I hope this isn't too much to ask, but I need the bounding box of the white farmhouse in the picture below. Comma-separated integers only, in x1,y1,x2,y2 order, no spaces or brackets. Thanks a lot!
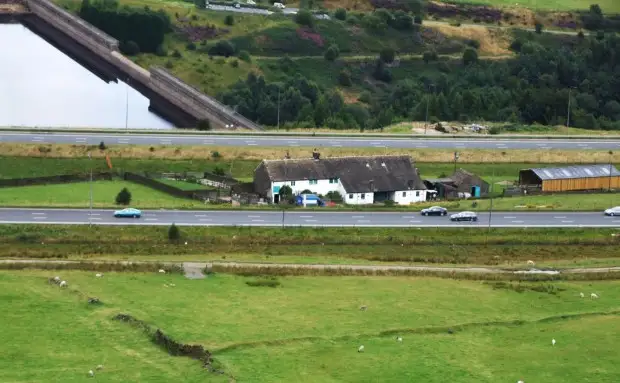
253,154,428,205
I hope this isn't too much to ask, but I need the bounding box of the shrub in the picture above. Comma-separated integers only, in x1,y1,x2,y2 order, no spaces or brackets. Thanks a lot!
372,60,392,82
334,8,346,21
245,278,281,288
168,223,181,242
535,22,543,34
295,10,315,28
230,59,239,68
165,60,174,69
462,47,478,65
209,40,236,57
489,126,501,135
211,151,221,159
238,50,252,62
423,49,438,63
414,15,423,24
279,185,293,198
467,39,480,49
224,14,235,26
155,44,167,56
120,40,140,55
380,47,395,63
98,141,106,150
115,188,132,205
172,49,182,58
326,191,343,203
196,119,211,131
194,0,206,8
186,42,196,51
212,166,226,176
338,69,352,86
384,199,395,207
324,44,340,61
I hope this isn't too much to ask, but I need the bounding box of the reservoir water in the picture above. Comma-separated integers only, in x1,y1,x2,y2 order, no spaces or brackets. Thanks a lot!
0,23,174,129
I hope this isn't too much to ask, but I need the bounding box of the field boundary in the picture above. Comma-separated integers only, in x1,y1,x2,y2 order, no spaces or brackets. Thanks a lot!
214,310,620,354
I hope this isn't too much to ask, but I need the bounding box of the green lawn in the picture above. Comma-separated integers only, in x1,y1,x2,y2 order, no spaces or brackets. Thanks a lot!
0,180,205,209
1,270,619,381
446,0,620,12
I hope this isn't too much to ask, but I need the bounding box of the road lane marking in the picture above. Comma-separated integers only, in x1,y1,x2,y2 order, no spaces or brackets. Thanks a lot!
409,220,421,223
247,143,258,146
145,218,158,221
31,213,46,215
248,215,261,218
554,216,567,219
195,214,208,217
331,144,343,147
300,215,313,218
352,216,364,219
562,220,574,223
503,216,517,219
402,216,417,218
511,220,524,223
305,219,317,222
251,219,264,222
199,218,212,222
89,217,102,221
33,217,47,220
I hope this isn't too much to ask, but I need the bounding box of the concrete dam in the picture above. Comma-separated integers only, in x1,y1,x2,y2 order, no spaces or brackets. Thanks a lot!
1,0,262,130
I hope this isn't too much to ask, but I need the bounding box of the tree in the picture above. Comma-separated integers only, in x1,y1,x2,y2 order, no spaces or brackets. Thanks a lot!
224,14,235,26
535,22,543,34
168,223,181,242
98,141,106,150
294,10,315,28
462,47,478,65
278,185,293,203
334,8,346,21
194,0,206,8
209,40,235,57
338,69,352,86
120,40,140,55
423,49,438,63
115,188,132,205
324,44,340,61
197,119,211,131
380,47,395,63
372,60,392,82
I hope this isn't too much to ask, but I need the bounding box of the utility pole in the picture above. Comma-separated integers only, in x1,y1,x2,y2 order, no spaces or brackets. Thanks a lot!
424,84,434,135
88,152,93,226
453,151,459,173
277,88,281,130
609,151,614,191
125,78,129,130
566,87,574,131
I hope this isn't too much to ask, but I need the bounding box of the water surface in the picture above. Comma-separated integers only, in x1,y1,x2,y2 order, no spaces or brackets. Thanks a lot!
0,23,173,129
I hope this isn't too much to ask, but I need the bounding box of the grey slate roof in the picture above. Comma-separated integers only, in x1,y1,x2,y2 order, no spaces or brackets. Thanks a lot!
260,155,426,193
527,164,620,180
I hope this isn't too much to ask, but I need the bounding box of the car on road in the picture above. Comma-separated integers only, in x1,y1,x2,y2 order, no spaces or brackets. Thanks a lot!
273,2,285,9
450,211,478,222
604,206,620,216
113,208,142,218
420,206,448,216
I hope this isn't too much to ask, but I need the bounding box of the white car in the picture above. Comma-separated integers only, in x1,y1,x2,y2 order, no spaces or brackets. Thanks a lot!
246,0,256,4
450,211,478,222
604,206,620,216
273,2,285,9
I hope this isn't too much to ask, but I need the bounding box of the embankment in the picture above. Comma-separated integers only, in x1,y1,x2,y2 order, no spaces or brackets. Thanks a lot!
21,0,262,131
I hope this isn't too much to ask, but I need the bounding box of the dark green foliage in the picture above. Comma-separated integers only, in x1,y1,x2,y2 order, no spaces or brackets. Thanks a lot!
79,0,170,53
535,22,543,34
168,223,181,242
196,119,211,131
224,14,235,26
462,47,478,65
338,69,352,86
294,10,315,28
172,49,182,58
423,49,438,63
120,40,140,55
209,40,236,57
245,277,281,288
155,44,167,56
326,190,343,203
278,185,293,198
413,15,423,25
324,44,340,61
372,60,392,82
237,50,251,62
212,166,226,176
98,141,106,150
334,8,346,21
194,0,206,8
186,42,196,51
380,47,395,63
115,188,131,205
467,39,480,49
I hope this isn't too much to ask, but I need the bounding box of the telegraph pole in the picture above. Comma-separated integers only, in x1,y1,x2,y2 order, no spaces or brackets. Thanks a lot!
88,152,93,226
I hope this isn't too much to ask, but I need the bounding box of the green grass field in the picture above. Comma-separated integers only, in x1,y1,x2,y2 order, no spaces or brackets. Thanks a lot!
1,270,619,381
0,180,204,209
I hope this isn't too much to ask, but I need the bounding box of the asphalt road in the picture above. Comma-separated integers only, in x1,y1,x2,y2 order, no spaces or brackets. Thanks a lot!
0,208,617,227
2,132,620,150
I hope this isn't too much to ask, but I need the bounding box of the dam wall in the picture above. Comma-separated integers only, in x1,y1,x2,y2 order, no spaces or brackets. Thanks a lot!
23,0,262,130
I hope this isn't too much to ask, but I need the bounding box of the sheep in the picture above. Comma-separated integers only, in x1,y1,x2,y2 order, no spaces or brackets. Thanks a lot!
53,276,60,282
88,370,94,377
552,338,556,346
580,292,585,298
359,305,368,311
358,345,364,353
527,260,535,266
59,281,67,288
158,269,166,274
591,293,599,299
169,283,176,287
96,365,104,371
95,273,103,278
517,380,524,383
396,336,403,342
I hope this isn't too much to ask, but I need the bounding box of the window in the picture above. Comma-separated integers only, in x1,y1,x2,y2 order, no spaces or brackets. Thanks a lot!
416,191,420,197
329,178,339,184
361,194,365,200
348,194,353,199
309,179,318,185
402,192,407,197
291,181,296,186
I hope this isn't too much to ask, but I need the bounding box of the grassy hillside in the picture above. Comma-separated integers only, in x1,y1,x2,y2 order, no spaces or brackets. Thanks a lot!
2,270,619,381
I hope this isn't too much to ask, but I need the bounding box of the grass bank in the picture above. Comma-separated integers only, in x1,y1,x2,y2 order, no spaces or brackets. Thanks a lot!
3,225,620,266
1,270,619,381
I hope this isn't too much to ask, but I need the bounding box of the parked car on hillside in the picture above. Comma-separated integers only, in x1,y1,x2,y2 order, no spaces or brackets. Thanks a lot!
273,2,285,8
450,211,478,222
113,208,142,218
604,206,620,216
420,206,448,216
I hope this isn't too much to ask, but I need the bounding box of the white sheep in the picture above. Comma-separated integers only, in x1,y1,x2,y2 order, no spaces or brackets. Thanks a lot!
59,281,67,288
396,336,403,342
591,293,599,299
517,380,524,383
53,276,60,282
95,273,103,278
552,338,556,346
158,269,166,274
96,365,104,370
169,283,176,287
359,305,368,311
88,370,94,377
527,260,535,266
580,292,585,298
358,345,364,353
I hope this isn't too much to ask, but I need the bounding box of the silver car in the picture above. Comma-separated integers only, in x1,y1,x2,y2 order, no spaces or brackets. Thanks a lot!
450,211,478,222
604,206,620,216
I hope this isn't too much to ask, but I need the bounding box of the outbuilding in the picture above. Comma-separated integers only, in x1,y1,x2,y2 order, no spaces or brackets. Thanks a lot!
518,164,620,192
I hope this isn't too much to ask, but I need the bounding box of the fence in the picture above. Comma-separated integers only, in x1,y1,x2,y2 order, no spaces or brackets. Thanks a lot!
123,172,223,201
0,172,113,188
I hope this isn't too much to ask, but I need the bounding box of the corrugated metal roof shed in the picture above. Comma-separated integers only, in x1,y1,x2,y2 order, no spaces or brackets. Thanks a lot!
528,164,620,181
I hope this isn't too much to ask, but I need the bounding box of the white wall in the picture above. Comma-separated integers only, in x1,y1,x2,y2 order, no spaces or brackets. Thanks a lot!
268,179,346,202
344,192,375,205
393,189,427,205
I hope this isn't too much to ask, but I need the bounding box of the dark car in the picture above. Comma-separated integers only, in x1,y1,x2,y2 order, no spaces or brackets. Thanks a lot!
421,206,448,216
450,211,478,222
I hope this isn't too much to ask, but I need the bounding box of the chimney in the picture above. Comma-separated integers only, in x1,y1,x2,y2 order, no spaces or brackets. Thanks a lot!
407,180,414,189
369,180,374,191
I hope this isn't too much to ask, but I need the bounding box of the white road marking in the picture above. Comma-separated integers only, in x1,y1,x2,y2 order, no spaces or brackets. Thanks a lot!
33,216,47,220
195,214,208,217
31,213,46,215
300,215,313,218
511,220,524,223
248,215,261,218
89,217,102,221
251,219,264,222
402,216,417,219
332,144,343,147
145,218,158,221
352,216,364,219
415,145,428,148
562,220,574,223
554,216,567,219
503,216,517,219
409,220,421,223
305,219,317,222
247,143,258,146
199,218,212,222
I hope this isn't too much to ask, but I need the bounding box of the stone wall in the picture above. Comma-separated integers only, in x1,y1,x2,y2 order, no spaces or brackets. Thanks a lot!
24,0,262,130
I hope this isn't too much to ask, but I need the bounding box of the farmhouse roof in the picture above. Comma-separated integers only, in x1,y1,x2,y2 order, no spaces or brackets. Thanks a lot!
525,164,620,181
260,155,426,193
